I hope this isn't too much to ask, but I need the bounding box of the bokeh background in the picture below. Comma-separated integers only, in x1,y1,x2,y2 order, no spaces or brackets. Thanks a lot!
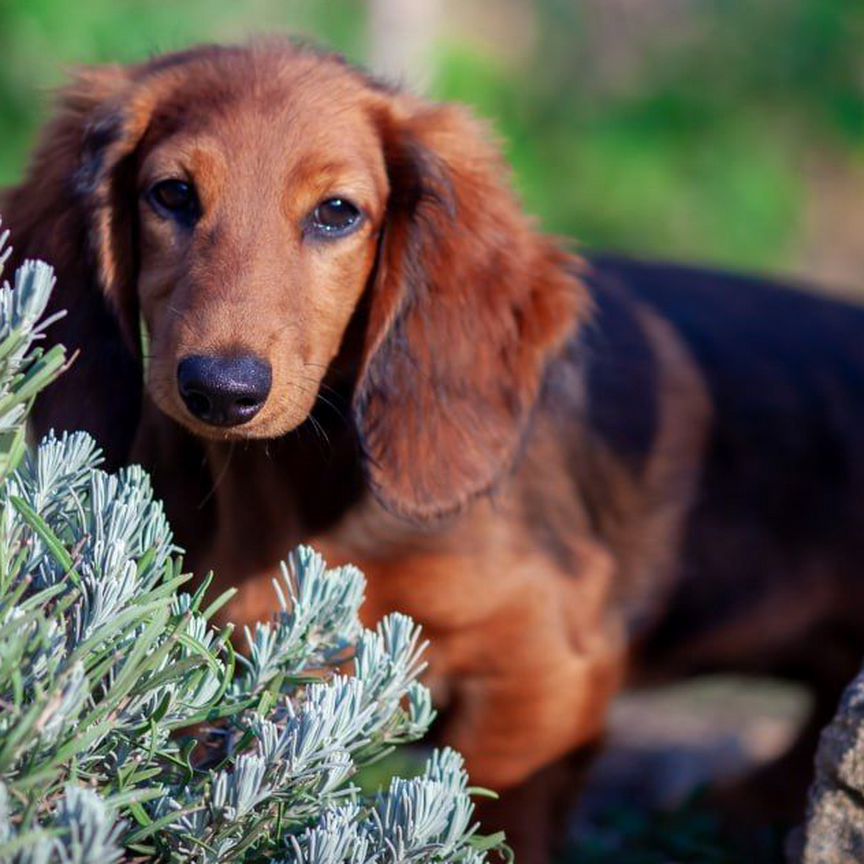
2,0,864,288
2,2,862,860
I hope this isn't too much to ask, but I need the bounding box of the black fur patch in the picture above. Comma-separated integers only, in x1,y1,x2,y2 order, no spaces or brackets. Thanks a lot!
73,113,124,198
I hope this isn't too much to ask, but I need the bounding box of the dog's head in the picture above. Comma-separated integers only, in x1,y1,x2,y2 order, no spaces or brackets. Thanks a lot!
11,40,587,519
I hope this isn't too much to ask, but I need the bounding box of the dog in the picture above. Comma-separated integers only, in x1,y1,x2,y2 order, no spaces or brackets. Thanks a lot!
5,39,864,861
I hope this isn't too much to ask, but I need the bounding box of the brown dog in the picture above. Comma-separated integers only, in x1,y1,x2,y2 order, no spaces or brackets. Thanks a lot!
6,39,864,860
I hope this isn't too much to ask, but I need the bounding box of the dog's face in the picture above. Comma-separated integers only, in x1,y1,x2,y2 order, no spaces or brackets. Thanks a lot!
19,41,585,518
133,62,389,440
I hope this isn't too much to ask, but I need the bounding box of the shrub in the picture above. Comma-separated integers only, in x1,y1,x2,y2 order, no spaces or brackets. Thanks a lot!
0,222,504,863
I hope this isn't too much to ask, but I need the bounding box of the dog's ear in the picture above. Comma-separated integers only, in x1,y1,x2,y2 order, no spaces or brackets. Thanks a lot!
354,100,589,520
2,66,149,468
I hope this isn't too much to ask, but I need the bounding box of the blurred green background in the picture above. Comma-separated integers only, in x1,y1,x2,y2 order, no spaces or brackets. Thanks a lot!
2,0,864,287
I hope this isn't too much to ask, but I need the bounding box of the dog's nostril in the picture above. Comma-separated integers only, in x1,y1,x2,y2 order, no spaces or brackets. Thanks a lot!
177,354,272,428
183,391,212,417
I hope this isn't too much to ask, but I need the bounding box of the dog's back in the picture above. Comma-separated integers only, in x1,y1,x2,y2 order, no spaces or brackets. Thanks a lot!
586,256,864,683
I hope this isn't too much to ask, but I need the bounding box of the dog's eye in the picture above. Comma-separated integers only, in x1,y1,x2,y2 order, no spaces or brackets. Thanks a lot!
148,179,200,224
309,198,363,238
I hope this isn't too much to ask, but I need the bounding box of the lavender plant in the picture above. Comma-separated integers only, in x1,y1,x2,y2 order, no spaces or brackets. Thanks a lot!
0,223,505,864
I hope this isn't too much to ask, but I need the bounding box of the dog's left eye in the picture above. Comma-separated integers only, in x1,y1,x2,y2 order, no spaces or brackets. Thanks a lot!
309,198,363,238
147,179,200,225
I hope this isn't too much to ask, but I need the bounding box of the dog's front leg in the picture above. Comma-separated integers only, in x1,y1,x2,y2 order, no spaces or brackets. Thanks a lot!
445,637,623,790
442,615,625,864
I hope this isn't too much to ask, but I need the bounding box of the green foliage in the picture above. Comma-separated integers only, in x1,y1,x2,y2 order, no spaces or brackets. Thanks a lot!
0,234,502,863
432,0,864,272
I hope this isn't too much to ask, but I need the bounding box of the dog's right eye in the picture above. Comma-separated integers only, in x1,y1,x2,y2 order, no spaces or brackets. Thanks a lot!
308,198,364,238
148,179,200,225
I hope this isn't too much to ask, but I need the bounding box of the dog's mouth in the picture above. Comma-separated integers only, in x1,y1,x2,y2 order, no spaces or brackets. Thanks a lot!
170,400,296,442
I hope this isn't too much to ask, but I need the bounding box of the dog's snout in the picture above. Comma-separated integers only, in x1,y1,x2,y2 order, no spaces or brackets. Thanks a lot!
177,355,272,427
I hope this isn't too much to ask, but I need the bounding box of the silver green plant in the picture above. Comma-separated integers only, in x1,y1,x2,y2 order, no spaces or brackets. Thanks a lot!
0,224,506,863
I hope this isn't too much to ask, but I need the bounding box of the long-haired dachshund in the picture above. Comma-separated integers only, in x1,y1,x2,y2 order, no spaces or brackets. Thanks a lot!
5,39,864,860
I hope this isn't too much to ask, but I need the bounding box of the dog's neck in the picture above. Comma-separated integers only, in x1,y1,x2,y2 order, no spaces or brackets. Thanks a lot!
139,387,379,568
208,410,366,535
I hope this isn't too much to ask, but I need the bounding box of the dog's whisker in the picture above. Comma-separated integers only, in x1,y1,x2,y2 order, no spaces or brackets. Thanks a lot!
294,374,350,410
315,393,348,423
198,440,235,509
286,379,348,427
308,413,330,446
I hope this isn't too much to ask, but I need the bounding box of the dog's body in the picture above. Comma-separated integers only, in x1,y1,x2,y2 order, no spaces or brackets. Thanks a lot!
5,40,864,859
601,258,864,680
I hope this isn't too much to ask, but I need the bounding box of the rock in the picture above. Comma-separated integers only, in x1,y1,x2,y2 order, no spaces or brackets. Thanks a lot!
791,667,864,863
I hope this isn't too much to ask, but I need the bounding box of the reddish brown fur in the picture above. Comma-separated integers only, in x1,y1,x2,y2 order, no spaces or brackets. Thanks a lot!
7,39,864,862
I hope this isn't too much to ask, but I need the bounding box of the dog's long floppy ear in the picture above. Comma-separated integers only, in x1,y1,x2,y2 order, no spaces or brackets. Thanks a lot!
2,66,148,468
354,99,590,520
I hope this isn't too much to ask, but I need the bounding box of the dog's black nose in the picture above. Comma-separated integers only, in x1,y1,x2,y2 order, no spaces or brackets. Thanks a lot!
177,355,272,427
